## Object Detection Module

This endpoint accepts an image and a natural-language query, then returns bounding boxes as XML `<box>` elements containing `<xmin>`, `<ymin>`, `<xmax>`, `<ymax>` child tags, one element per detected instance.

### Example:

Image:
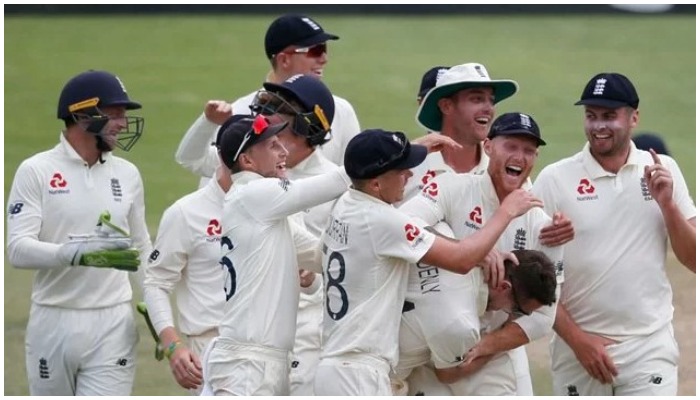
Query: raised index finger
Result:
<box><xmin>648</xmin><ymin>148</ymin><xmax>662</xmax><ymax>165</ymax></box>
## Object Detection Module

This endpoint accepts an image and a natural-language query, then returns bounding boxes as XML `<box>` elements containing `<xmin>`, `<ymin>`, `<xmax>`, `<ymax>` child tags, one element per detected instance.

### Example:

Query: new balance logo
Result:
<box><xmin>8</xmin><ymin>202</ymin><xmax>24</xmax><ymax>215</ymax></box>
<box><xmin>39</xmin><ymin>358</ymin><xmax>49</xmax><ymax>379</ymax></box>
<box><xmin>649</xmin><ymin>375</ymin><xmax>663</xmax><ymax>385</ymax></box>
<box><xmin>566</xmin><ymin>384</ymin><xmax>579</xmax><ymax>396</ymax></box>
<box><xmin>116</xmin><ymin>358</ymin><xmax>128</xmax><ymax>366</ymax></box>
<box><xmin>148</xmin><ymin>249</ymin><xmax>160</xmax><ymax>263</ymax></box>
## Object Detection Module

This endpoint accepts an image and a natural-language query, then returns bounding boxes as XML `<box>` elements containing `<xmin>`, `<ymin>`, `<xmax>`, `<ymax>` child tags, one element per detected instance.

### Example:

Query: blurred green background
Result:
<box><xmin>4</xmin><ymin>13</ymin><xmax>695</xmax><ymax>395</ymax></box>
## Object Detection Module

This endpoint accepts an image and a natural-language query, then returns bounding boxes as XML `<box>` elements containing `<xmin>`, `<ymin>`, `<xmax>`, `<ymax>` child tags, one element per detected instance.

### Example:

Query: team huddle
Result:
<box><xmin>6</xmin><ymin>13</ymin><xmax>696</xmax><ymax>397</ymax></box>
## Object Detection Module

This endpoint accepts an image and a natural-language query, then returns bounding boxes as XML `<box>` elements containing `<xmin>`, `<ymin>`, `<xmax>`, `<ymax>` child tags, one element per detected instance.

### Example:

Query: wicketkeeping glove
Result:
<box><xmin>57</xmin><ymin>211</ymin><xmax>140</xmax><ymax>272</ymax></box>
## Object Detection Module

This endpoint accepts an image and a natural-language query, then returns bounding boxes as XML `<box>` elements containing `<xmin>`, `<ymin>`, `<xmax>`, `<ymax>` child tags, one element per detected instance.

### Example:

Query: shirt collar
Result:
<box><xmin>348</xmin><ymin>187</ymin><xmax>394</xmax><ymax>207</ymax></box>
<box><xmin>231</xmin><ymin>170</ymin><xmax>264</xmax><ymax>186</ymax></box>
<box><xmin>58</xmin><ymin>132</ymin><xmax>112</xmax><ymax>164</ymax></box>
<box><xmin>290</xmin><ymin>149</ymin><xmax>328</xmax><ymax>174</ymax></box>
<box><xmin>479</xmin><ymin>171</ymin><xmax>531</xmax><ymax>205</ymax></box>
<box><xmin>581</xmin><ymin>141</ymin><xmax>644</xmax><ymax>179</ymax></box>
<box><xmin>204</xmin><ymin>174</ymin><xmax>228</xmax><ymax>202</ymax></box>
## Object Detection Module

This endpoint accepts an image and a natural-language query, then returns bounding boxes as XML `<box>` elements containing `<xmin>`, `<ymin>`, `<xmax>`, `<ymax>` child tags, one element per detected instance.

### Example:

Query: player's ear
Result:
<box><xmin>437</xmin><ymin>97</ymin><xmax>453</xmax><ymax>115</ymax></box>
<box><xmin>483</xmin><ymin>138</ymin><xmax>493</xmax><ymax>156</ymax></box>
<box><xmin>497</xmin><ymin>280</ymin><xmax>512</xmax><ymax>293</ymax></box>
<box><xmin>238</xmin><ymin>152</ymin><xmax>254</xmax><ymax>170</ymax></box>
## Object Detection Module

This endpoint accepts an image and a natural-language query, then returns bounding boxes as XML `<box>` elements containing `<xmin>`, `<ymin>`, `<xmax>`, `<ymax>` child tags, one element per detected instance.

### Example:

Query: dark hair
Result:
<box><xmin>505</xmin><ymin>249</ymin><xmax>557</xmax><ymax>306</ymax></box>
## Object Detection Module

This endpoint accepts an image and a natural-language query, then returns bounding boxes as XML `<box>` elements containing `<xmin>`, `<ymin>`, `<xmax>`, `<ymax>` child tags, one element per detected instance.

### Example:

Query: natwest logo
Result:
<box><xmin>577</xmin><ymin>178</ymin><xmax>595</xmax><ymax>195</ymax></box>
<box><xmin>576</xmin><ymin>178</ymin><xmax>599</xmax><ymax>201</ymax></box>
<box><xmin>469</xmin><ymin>206</ymin><xmax>482</xmax><ymax>224</ymax></box>
<box><xmin>48</xmin><ymin>172</ymin><xmax>70</xmax><ymax>194</ymax></box>
<box><xmin>421</xmin><ymin>170</ymin><xmax>436</xmax><ymax>186</ymax></box>
<box><xmin>465</xmin><ymin>206</ymin><xmax>483</xmax><ymax>231</ymax></box>
<box><xmin>206</xmin><ymin>219</ymin><xmax>222</xmax><ymax>236</ymax></box>
<box><xmin>50</xmin><ymin>173</ymin><xmax>67</xmax><ymax>188</ymax></box>
<box><xmin>405</xmin><ymin>224</ymin><xmax>421</xmax><ymax>242</ymax></box>
<box><xmin>423</xmin><ymin>181</ymin><xmax>438</xmax><ymax>197</ymax></box>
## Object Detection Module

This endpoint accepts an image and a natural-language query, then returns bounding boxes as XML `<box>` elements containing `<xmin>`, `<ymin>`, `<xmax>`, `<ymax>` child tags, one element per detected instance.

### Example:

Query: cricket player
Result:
<box><xmin>176</xmin><ymin>13</ymin><xmax>360</xmax><ymax>188</ymax></box>
<box><xmin>142</xmin><ymin>115</ymin><xmax>249</xmax><ymax>394</ymax></box>
<box><xmin>313</xmin><ymin>129</ymin><xmax>544</xmax><ymax>396</ymax></box>
<box><xmin>204</xmin><ymin>114</ymin><xmax>351</xmax><ymax>395</ymax></box>
<box><xmin>400</xmin><ymin>63</ymin><xmax>573</xmax><ymax>395</ymax></box>
<box><xmin>6</xmin><ymin>70</ymin><xmax>151</xmax><ymax>395</ymax></box>
<box><xmin>250</xmin><ymin>73</ymin><xmax>339</xmax><ymax>395</ymax></box>
<box><xmin>533</xmin><ymin>72</ymin><xmax>695</xmax><ymax>396</ymax></box>
<box><xmin>401</xmin><ymin>112</ymin><xmax>565</xmax><ymax>395</ymax></box>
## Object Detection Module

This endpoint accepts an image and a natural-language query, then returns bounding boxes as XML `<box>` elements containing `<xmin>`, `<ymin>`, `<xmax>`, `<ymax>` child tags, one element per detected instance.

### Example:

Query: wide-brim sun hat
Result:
<box><xmin>416</xmin><ymin>63</ymin><xmax>518</xmax><ymax>132</ymax></box>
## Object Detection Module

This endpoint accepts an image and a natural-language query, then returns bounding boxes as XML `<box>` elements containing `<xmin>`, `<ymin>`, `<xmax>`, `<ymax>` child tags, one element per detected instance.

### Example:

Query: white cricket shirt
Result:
<box><xmin>218</xmin><ymin>168</ymin><xmax>349</xmax><ymax>351</ymax></box>
<box><xmin>401</xmin><ymin>171</ymin><xmax>564</xmax><ymax>343</ymax></box>
<box><xmin>320</xmin><ymin>189</ymin><xmax>436</xmax><ymax>367</ymax></box>
<box><xmin>143</xmin><ymin>177</ymin><xmax>227</xmax><ymax>336</ymax></box>
<box><xmin>532</xmin><ymin>142</ymin><xmax>695</xmax><ymax>341</ymax></box>
<box><xmin>6</xmin><ymin>134</ymin><xmax>151</xmax><ymax>308</ymax></box>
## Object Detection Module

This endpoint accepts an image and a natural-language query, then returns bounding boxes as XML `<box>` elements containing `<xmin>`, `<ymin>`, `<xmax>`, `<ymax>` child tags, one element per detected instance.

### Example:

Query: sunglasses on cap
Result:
<box><xmin>284</xmin><ymin>43</ymin><xmax>327</xmax><ymax>58</ymax></box>
<box><xmin>232</xmin><ymin>115</ymin><xmax>271</xmax><ymax>162</ymax></box>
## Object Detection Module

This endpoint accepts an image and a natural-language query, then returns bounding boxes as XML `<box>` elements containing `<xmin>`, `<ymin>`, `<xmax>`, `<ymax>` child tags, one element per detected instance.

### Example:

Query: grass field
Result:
<box><xmin>4</xmin><ymin>13</ymin><xmax>696</xmax><ymax>395</ymax></box>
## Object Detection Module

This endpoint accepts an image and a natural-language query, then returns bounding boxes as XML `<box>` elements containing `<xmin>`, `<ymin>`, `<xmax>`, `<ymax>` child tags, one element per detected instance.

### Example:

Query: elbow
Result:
<box><xmin>681</xmin><ymin>255</ymin><xmax>696</xmax><ymax>273</ymax></box>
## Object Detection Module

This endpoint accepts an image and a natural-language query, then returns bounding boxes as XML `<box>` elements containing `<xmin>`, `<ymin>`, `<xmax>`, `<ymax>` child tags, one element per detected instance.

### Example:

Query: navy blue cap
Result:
<box><xmin>575</xmin><ymin>72</ymin><xmax>639</xmax><ymax>109</ymax></box>
<box><xmin>417</xmin><ymin>66</ymin><xmax>450</xmax><ymax>101</ymax></box>
<box><xmin>264</xmin><ymin>14</ymin><xmax>339</xmax><ymax>59</ymax></box>
<box><xmin>263</xmin><ymin>74</ymin><xmax>335</xmax><ymax>125</ymax></box>
<box><xmin>57</xmin><ymin>70</ymin><xmax>141</xmax><ymax>119</ymax></box>
<box><xmin>632</xmin><ymin>132</ymin><xmax>670</xmax><ymax>155</ymax></box>
<box><xmin>345</xmin><ymin>129</ymin><xmax>428</xmax><ymax>179</ymax></box>
<box><xmin>218</xmin><ymin>115</ymin><xmax>288</xmax><ymax>169</ymax></box>
<box><xmin>215</xmin><ymin>114</ymin><xmax>253</xmax><ymax>148</ymax></box>
<box><xmin>488</xmin><ymin>112</ymin><xmax>546</xmax><ymax>146</ymax></box>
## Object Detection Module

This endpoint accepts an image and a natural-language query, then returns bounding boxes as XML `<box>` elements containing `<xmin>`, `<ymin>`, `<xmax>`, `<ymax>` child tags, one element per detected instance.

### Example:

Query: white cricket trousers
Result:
<box><xmin>184</xmin><ymin>328</ymin><xmax>217</xmax><ymax>396</ymax></box>
<box><xmin>25</xmin><ymin>302</ymin><xmax>138</xmax><ymax>395</ymax></box>
<box><xmin>551</xmin><ymin>323</ymin><xmax>678</xmax><ymax>396</ymax></box>
<box><xmin>314</xmin><ymin>353</ymin><xmax>392</xmax><ymax>396</ymax></box>
<box><xmin>204</xmin><ymin>337</ymin><xmax>290</xmax><ymax>395</ymax></box>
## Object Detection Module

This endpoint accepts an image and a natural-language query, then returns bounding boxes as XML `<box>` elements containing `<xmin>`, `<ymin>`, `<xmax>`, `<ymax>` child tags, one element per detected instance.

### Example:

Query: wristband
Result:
<box><xmin>164</xmin><ymin>340</ymin><xmax>182</xmax><ymax>360</ymax></box>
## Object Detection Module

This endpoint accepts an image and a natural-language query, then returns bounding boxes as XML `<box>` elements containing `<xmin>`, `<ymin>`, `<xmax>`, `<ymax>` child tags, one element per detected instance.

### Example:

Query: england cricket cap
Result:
<box><xmin>488</xmin><ymin>112</ymin><xmax>546</xmax><ymax>146</ymax></box>
<box><xmin>218</xmin><ymin>114</ymin><xmax>288</xmax><ymax>169</ymax></box>
<box><xmin>215</xmin><ymin>114</ymin><xmax>253</xmax><ymax>148</ymax></box>
<box><xmin>344</xmin><ymin>129</ymin><xmax>428</xmax><ymax>179</ymax></box>
<box><xmin>575</xmin><ymin>72</ymin><xmax>639</xmax><ymax>109</ymax></box>
<box><xmin>417</xmin><ymin>63</ymin><xmax>519</xmax><ymax>132</ymax></box>
<box><xmin>263</xmin><ymin>74</ymin><xmax>336</xmax><ymax>124</ymax></box>
<box><xmin>417</xmin><ymin>65</ymin><xmax>451</xmax><ymax>102</ymax></box>
<box><xmin>264</xmin><ymin>14</ymin><xmax>339</xmax><ymax>59</ymax></box>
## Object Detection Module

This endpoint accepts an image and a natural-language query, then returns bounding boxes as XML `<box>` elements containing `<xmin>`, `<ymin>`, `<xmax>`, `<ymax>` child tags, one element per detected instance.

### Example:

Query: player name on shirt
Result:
<box><xmin>416</xmin><ymin>262</ymin><xmax>440</xmax><ymax>294</ymax></box>
<box><xmin>325</xmin><ymin>217</ymin><xmax>349</xmax><ymax>245</ymax></box>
